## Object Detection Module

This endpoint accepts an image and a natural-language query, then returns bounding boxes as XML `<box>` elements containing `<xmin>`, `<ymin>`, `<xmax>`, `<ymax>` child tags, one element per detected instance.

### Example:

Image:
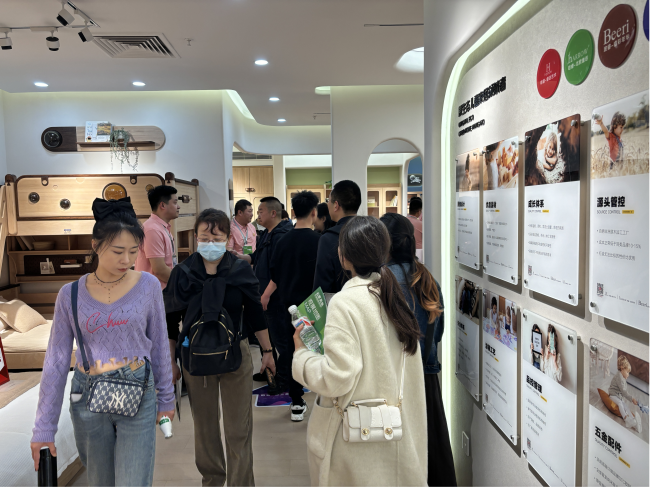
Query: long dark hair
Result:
<box><xmin>380</xmin><ymin>213</ymin><xmax>442</xmax><ymax>324</ymax></box>
<box><xmin>90</xmin><ymin>197</ymin><xmax>144</xmax><ymax>262</ymax></box>
<box><xmin>339</xmin><ymin>216</ymin><xmax>420</xmax><ymax>355</ymax></box>
<box><xmin>317</xmin><ymin>202</ymin><xmax>334</xmax><ymax>231</ymax></box>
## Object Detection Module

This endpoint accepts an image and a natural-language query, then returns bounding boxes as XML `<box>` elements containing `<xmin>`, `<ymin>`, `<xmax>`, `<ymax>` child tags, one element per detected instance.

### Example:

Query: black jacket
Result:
<box><xmin>312</xmin><ymin>215</ymin><xmax>354</xmax><ymax>293</ymax></box>
<box><xmin>251</xmin><ymin>219</ymin><xmax>294</xmax><ymax>297</ymax></box>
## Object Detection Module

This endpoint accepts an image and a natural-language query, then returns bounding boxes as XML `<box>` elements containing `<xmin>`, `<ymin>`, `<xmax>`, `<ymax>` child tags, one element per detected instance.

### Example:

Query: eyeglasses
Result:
<box><xmin>197</xmin><ymin>238</ymin><xmax>227</xmax><ymax>244</ymax></box>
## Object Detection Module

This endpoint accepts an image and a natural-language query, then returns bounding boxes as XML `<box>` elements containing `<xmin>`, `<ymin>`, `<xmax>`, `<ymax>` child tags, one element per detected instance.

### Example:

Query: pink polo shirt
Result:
<box><xmin>134</xmin><ymin>213</ymin><xmax>175</xmax><ymax>288</ymax></box>
<box><xmin>408</xmin><ymin>214</ymin><xmax>423</xmax><ymax>250</ymax></box>
<box><xmin>229</xmin><ymin>219</ymin><xmax>257</xmax><ymax>254</ymax></box>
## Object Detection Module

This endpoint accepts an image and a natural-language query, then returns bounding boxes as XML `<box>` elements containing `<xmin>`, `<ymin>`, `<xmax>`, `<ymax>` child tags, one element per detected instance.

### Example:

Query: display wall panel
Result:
<box><xmin>455</xmin><ymin>276</ymin><xmax>481</xmax><ymax>400</ymax></box>
<box><xmin>455</xmin><ymin>150</ymin><xmax>481</xmax><ymax>270</ymax></box>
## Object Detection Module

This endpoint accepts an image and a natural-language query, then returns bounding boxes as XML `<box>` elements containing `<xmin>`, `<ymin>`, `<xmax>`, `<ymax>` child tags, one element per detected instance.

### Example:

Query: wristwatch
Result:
<box><xmin>262</xmin><ymin>349</ymin><xmax>273</xmax><ymax>354</ymax></box>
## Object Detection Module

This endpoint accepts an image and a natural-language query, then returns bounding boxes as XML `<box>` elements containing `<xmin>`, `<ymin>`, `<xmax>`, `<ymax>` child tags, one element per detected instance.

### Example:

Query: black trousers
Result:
<box><xmin>425</xmin><ymin>373</ymin><xmax>457</xmax><ymax>487</ymax></box>
<box><xmin>264</xmin><ymin>299</ymin><xmax>304</xmax><ymax>404</ymax></box>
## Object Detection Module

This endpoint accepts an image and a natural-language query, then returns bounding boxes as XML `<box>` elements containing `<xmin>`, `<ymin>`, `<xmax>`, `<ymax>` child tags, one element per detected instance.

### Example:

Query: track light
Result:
<box><xmin>56</xmin><ymin>3</ymin><xmax>75</xmax><ymax>26</ymax></box>
<box><xmin>0</xmin><ymin>29</ymin><xmax>12</xmax><ymax>51</ymax></box>
<box><xmin>78</xmin><ymin>22</ymin><xmax>93</xmax><ymax>43</ymax></box>
<box><xmin>46</xmin><ymin>30</ymin><xmax>59</xmax><ymax>51</ymax></box>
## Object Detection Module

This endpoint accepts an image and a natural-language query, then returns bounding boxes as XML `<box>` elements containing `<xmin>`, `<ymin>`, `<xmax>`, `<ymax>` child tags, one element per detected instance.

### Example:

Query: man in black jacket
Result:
<box><xmin>312</xmin><ymin>180</ymin><xmax>362</xmax><ymax>293</ymax></box>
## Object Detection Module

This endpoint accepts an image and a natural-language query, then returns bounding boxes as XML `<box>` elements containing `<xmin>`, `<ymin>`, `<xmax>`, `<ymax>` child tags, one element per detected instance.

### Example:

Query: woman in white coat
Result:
<box><xmin>292</xmin><ymin>216</ymin><xmax>427</xmax><ymax>486</ymax></box>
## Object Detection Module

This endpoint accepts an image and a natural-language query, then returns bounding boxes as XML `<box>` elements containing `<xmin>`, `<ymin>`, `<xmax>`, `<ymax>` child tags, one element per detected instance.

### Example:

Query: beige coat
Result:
<box><xmin>293</xmin><ymin>274</ymin><xmax>427</xmax><ymax>486</ymax></box>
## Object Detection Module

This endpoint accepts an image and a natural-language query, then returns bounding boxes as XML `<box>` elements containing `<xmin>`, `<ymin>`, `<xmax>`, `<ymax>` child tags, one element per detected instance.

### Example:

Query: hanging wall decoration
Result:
<box><xmin>523</xmin><ymin>114</ymin><xmax>581</xmax><ymax>306</ymax></box>
<box><xmin>481</xmin><ymin>289</ymin><xmax>518</xmax><ymax>444</ymax></box>
<box><xmin>589</xmin><ymin>91</ymin><xmax>649</xmax><ymax>332</ymax></box>
<box><xmin>110</xmin><ymin>128</ymin><xmax>139</xmax><ymax>173</ymax></box>
<box><xmin>482</xmin><ymin>136</ymin><xmax>519</xmax><ymax>284</ymax></box>
<box><xmin>536</xmin><ymin>49</ymin><xmax>561</xmax><ymax>99</ymax></box>
<box><xmin>455</xmin><ymin>149</ymin><xmax>481</xmax><ymax>270</ymax></box>
<box><xmin>564</xmin><ymin>29</ymin><xmax>595</xmax><ymax>85</ymax></box>
<box><xmin>455</xmin><ymin>276</ymin><xmax>481</xmax><ymax>401</ymax></box>
<box><xmin>598</xmin><ymin>4</ymin><xmax>637</xmax><ymax>69</ymax></box>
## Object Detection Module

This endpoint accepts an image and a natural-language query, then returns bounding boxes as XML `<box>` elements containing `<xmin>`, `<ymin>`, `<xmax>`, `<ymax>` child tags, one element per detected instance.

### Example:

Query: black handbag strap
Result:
<box><xmin>71</xmin><ymin>280</ymin><xmax>151</xmax><ymax>385</ymax></box>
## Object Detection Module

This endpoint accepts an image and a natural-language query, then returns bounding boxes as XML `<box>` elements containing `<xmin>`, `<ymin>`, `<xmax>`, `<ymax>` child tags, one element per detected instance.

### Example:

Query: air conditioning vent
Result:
<box><xmin>232</xmin><ymin>152</ymin><xmax>273</xmax><ymax>160</ymax></box>
<box><xmin>93</xmin><ymin>34</ymin><xmax>179</xmax><ymax>59</ymax></box>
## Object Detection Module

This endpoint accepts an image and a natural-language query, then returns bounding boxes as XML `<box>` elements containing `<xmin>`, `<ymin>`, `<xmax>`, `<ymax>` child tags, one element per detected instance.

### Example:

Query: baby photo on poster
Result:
<box><xmin>455</xmin><ymin>150</ymin><xmax>481</xmax><ymax>269</ymax></box>
<box><xmin>456</xmin><ymin>151</ymin><xmax>481</xmax><ymax>192</ymax></box>
<box><xmin>482</xmin><ymin>291</ymin><xmax>517</xmax><ymax>352</ymax></box>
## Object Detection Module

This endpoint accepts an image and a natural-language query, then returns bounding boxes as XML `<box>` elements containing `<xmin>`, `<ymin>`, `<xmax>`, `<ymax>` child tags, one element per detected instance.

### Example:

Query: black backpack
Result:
<box><xmin>177</xmin><ymin>260</ymin><xmax>244</xmax><ymax>376</ymax></box>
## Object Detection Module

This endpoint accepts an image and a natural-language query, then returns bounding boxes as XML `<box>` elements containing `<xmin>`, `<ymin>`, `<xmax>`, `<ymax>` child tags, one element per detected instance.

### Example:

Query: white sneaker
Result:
<box><xmin>290</xmin><ymin>401</ymin><xmax>308</xmax><ymax>422</ymax></box>
<box><xmin>634</xmin><ymin>412</ymin><xmax>642</xmax><ymax>433</ymax></box>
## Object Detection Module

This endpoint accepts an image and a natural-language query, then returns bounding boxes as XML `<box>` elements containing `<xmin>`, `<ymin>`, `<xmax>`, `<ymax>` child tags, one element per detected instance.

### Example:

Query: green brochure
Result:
<box><xmin>297</xmin><ymin>287</ymin><xmax>327</xmax><ymax>354</ymax></box>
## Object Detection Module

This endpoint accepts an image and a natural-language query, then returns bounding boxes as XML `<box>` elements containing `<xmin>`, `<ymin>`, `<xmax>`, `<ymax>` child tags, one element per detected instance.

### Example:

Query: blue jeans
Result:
<box><xmin>69</xmin><ymin>363</ymin><xmax>157</xmax><ymax>487</ymax></box>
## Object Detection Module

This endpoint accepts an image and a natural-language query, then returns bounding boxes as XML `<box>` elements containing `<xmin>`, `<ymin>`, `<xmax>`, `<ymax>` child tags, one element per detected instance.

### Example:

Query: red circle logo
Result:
<box><xmin>537</xmin><ymin>49</ymin><xmax>561</xmax><ymax>99</ymax></box>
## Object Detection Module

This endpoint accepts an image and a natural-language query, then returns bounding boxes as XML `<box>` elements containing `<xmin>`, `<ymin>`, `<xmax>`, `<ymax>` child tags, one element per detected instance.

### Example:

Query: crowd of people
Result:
<box><xmin>29</xmin><ymin>180</ymin><xmax>455</xmax><ymax>487</ymax></box>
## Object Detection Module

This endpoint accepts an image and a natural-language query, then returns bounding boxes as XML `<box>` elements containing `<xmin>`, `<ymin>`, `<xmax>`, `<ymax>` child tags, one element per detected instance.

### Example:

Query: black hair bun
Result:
<box><xmin>92</xmin><ymin>197</ymin><xmax>137</xmax><ymax>221</ymax></box>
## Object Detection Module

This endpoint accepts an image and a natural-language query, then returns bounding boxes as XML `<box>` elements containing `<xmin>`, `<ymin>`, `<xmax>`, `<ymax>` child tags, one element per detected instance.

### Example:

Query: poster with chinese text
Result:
<box><xmin>456</xmin><ymin>150</ymin><xmax>481</xmax><ymax>270</ymax></box>
<box><xmin>522</xmin><ymin>310</ymin><xmax>577</xmax><ymax>487</ymax></box>
<box><xmin>455</xmin><ymin>276</ymin><xmax>481</xmax><ymax>399</ymax></box>
<box><xmin>589</xmin><ymin>91</ymin><xmax>649</xmax><ymax>332</ymax></box>
<box><xmin>482</xmin><ymin>289</ymin><xmax>518</xmax><ymax>443</ymax></box>
<box><xmin>483</xmin><ymin>137</ymin><xmax>519</xmax><ymax>283</ymax></box>
<box><xmin>587</xmin><ymin>339</ymin><xmax>648</xmax><ymax>487</ymax></box>
<box><xmin>524</xmin><ymin>114</ymin><xmax>581</xmax><ymax>305</ymax></box>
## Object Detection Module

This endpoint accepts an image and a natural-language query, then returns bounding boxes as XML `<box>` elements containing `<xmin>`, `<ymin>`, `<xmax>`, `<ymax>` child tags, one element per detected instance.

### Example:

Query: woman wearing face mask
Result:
<box><xmin>163</xmin><ymin>208</ymin><xmax>275</xmax><ymax>486</ymax></box>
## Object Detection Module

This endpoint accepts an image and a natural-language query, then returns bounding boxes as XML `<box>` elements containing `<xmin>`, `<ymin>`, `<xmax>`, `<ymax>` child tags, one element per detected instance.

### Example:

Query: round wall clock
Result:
<box><xmin>43</xmin><ymin>130</ymin><xmax>62</xmax><ymax>148</ymax></box>
<box><xmin>103</xmin><ymin>183</ymin><xmax>127</xmax><ymax>201</ymax></box>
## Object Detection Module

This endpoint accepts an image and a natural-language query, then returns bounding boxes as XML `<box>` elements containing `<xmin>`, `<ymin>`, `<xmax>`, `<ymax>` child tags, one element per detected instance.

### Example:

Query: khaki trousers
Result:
<box><xmin>184</xmin><ymin>339</ymin><xmax>255</xmax><ymax>487</ymax></box>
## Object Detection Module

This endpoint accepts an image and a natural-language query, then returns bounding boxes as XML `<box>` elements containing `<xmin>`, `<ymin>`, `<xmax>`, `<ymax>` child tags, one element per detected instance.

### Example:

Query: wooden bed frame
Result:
<box><xmin>0</xmin><ymin>172</ymin><xmax>200</xmax><ymax>370</ymax></box>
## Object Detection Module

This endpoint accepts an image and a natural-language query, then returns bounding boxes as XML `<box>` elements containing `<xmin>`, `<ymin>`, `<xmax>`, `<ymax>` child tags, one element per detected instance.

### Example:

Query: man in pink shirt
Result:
<box><xmin>408</xmin><ymin>197</ymin><xmax>424</xmax><ymax>262</ymax></box>
<box><xmin>134</xmin><ymin>185</ymin><xmax>180</xmax><ymax>288</ymax></box>
<box><xmin>228</xmin><ymin>199</ymin><xmax>257</xmax><ymax>256</ymax></box>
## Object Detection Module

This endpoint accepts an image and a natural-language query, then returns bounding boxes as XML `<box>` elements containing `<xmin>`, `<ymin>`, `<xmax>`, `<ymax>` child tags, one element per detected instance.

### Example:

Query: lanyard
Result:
<box><xmin>162</xmin><ymin>224</ymin><xmax>176</xmax><ymax>255</ymax></box>
<box><xmin>235</xmin><ymin>221</ymin><xmax>249</xmax><ymax>246</ymax></box>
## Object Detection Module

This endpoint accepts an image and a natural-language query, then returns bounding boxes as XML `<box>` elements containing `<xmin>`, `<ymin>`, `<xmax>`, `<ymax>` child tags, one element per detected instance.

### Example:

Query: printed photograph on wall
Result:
<box><xmin>455</xmin><ymin>276</ymin><xmax>481</xmax><ymax>399</ymax></box>
<box><xmin>591</xmin><ymin>91</ymin><xmax>649</xmax><ymax>179</ymax></box>
<box><xmin>455</xmin><ymin>150</ymin><xmax>481</xmax><ymax>192</ymax></box>
<box><xmin>456</xmin><ymin>276</ymin><xmax>480</xmax><ymax>324</ymax></box>
<box><xmin>589</xmin><ymin>340</ymin><xmax>649</xmax><ymax>443</ymax></box>
<box><xmin>525</xmin><ymin>114</ymin><xmax>580</xmax><ymax>186</ymax></box>
<box><xmin>483</xmin><ymin>136</ymin><xmax>519</xmax><ymax>190</ymax></box>
<box><xmin>482</xmin><ymin>291</ymin><xmax>518</xmax><ymax>352</ymax></box>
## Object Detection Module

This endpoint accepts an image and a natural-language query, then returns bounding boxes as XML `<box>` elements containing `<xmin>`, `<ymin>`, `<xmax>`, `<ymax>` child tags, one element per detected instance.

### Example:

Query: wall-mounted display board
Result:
<box><xmin>522</xmin><ymin>310</ymin><xmax>577</xmax><ymax>487</ymax></box>
<box><xmin>523</xmin><ymin>114</ymin><xmax>581</xmax><ymax>306</ymax></box>
<box><xmin>455</xmin><ymin>150</ymin><xmax>481</xmax><ymax>270</ymax></box>
<box><xmin>564</xmin><ymin>29</ymin><xmax>594</xmax><ymax>86</ymax></box>
<box><xmin>587</xmin><ymin>339</ymin><xmax>648</xmax><ymax>487</ymax></box>
<box><xmin>455</xmin><ymin>276</ymin><xmax>481</xmax><ymax>400</ymax></box>
<box><xmin>598</xmin><ymin>3</ymin><xmax>638</xmax><ymax>69</ymax></box>
<box><xmin>589</xmin><ymin>91</ymin><xmax>649</xmax><ymax>332</ymax></box>
<box><xmin>481</xmin><ymin>289</ymin><xmax>518</xmax><ymax>444</ymax></box>
<box><xmin>482</xmin><ymin>137</ymin><xmax>519</xmax><ymax>284</ymax></box>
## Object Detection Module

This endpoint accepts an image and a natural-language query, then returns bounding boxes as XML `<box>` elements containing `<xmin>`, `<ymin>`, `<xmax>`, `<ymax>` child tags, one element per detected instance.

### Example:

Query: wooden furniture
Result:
<box><xmin>367</xmin><ymin>184</ymin><xmax>401</xmax><ymax>218</ymax></box>
<box><xmin>41</xmin><ymin>126</ymin><xmax>165</xmax><ymax>152</ymax></box>
<box><xmin>165</xmin><ymin>172</ymin><xmax>200</xmax><ymax>263</ymax></box>
<box><xmin>233</xmin><ymin>166</ymin><xmax>274</xmax><ymax>213</ymax></box>
<box><xmin>286</xmin><ymin>185</ymin><xmax>327</xmax><ymax>219</ymax></box>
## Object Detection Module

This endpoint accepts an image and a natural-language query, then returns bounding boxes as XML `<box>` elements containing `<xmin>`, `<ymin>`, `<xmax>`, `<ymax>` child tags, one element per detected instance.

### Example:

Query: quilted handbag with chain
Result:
<box><xmin>334</xmin><ymin>349</ymin><xmax>405</xmax><ymax>443</ymax></box>
<box><xmin>71</xmin><ymin>281</ymin><xmax>150</xmax><ymax>417</ymax></box>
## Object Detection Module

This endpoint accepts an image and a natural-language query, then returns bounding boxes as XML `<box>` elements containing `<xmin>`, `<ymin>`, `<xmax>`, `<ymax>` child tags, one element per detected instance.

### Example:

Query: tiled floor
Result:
<box><xmin>69</xmin><ymin>347</ymin><xmax>314</xmax><ymax>487</ymax></box>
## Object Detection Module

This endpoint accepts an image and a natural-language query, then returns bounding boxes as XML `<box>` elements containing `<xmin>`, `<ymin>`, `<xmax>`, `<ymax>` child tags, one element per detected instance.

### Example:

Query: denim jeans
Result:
<box><xmin>69</xmin><ymin>363</ymin><xmax>157</xmax><ymax>487</ymax></box>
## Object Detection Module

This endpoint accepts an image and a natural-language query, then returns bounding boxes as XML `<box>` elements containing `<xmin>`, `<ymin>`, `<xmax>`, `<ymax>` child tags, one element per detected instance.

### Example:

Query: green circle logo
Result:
<box><xmin>564</xmin><ymin>29</ymin><xmax>594</xmax><ymax>85</ymax></box>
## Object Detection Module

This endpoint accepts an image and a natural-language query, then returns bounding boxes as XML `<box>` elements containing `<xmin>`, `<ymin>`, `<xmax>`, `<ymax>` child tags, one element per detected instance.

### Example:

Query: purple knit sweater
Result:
<box><xmin>32</xmin><ymin>272</ymin><xmax>174</xmax><ymax>443</ymax></box>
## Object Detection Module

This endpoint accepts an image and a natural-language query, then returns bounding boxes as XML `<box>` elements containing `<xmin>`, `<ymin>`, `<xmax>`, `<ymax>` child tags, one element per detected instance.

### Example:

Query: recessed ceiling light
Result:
<box><xmin>133</xmin><ymin>81</ymin><xmax>146</xmax><ymax>86</ymax></box>
<box><xmin>255</xmin><ymin>59</ymin><xmax>268</xmax><ymax>66</ymax></box>
<box><xmin>277</xmin><ymin>118</ymin><xmax>286</xmax><ymax>123</ymax></box>
<box><xmin>269</xmin><ymin>97</ymin><xmax>280</xmax><ymax>102</ymax></box>
<box><xmin>34</xmin><ymin>82</ymin><xmax>48</xmax><ymax>87</ymax></box>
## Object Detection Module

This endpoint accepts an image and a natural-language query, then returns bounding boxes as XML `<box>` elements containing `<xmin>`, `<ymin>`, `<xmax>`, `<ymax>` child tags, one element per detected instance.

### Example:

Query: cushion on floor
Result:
<box><xmin>598</xmin><ymin>388</ymin><xmax>621</xmax><ymax>417</ymax></box>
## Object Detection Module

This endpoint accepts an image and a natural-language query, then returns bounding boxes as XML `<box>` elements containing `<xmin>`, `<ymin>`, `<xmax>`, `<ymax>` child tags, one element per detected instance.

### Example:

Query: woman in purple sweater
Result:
<box><xmin>31</xmin><ymin>198</ymin><xmax>174</xmax><ymax>486</ymax></box>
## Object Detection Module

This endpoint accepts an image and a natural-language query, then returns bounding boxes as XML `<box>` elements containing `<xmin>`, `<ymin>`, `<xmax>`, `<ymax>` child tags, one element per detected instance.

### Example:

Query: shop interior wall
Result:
<box><xmin>330</xmin><ymin>85</ymin><xmax>424</xmax><ymax>214</ymax></box>
<box><xmin>233</xmin><ymin>156</ymin><xmax>287</xmax><ymax>206</ymax></box>
<box><xmin>443</xmin><ymin>0</ymin><xmax>648</xmax><ymax>486</ymax></box>
<box><xmin>286</xmin><ymin>167</ymin><xmax>332</xmax><ymax>187</ymax></box>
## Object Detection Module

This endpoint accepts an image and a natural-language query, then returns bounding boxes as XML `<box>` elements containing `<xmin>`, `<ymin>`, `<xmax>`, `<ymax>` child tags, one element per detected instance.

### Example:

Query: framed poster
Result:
<box><xmin>524</xmin><ymin>114</ymin><xmax>581</xmax><ymax>305</ymax></box>
<box><xmin>522</xmin><ymin>310</ymin><xmax>578</xmax><ymax>487</ymax></box>
<box><xmin>589</xmin><ymin>91</ymin><xmax>649</xmax><ymax>332</ymax></box>
<box><xmin>455</xmin><ymin>150</ymin><xmax>481</xmax><ymax>270</ymax></box>
<box><xmin>483</xmin><ymin>137</ymin><xmax>519</xmax><ymax>284</ymax></box>
<box><xmin>481</xmin><ymin>289</ymin><xmax>518</xmax><ymax>444</ymax></box>
<box><xmin>455</xmin><ymin>276</ymin><xmax>481</xmax><ymax>400</ymax></box>
<box><xmin>587</xmin><ymin>339</ymin><xmax>648</xmax><ymax>487</ymax></box>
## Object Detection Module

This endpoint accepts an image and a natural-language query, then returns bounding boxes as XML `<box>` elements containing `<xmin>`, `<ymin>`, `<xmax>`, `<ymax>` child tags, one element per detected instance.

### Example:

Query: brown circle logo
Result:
<box><xmin>102</xmin><ymin>183</ymin><xmax>127</xmax><ymax>200</ymax></box>
<box><xmin>598</xmin><ymin>4</ymin><xmax>637</xmax><ymax>69</ymax></box>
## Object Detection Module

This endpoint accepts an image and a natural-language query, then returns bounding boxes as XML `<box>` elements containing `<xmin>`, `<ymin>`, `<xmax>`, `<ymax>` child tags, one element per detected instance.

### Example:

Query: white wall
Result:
<box><xmin>284</xmin><ymin>153</ymin><xmax>419</xmax><ymax>168</ymax></box>
<box><xmin>330</xmin><ymin>85</ymin><xmax>424</xmax><ymax>213</ymax></box>
<box><xmin>0</xmin><ymin>91</ymin><xmax>7</xmax><ymax>177</ymax></box>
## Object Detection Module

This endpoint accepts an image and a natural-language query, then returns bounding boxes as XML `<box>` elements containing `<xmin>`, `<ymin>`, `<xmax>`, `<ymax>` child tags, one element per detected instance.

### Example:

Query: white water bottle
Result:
<box><xmin>289</xmin><ymin>305</ymin><xmax>322</xmax><ymax>353</ymax></box>
<box><xmin>159</xmin><ymin>415</ymin><xmax>173</xmax><ymax>439</ymax></box>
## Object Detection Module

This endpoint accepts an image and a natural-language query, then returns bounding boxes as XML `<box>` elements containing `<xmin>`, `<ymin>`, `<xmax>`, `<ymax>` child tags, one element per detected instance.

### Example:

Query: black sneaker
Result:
<box><xmin>290</xmin><ymin>401</ymin><xmax>308</xmax><ymax>422</ymax></box>
<box><xmin>267</xmin><ymin>380</ymin><xmax>288</xmax><ymax>396</ymax></box>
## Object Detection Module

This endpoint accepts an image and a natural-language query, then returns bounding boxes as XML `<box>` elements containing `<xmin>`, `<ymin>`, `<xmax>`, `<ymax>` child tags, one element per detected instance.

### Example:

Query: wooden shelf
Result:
<box><xmin>178</xmin><ymin>247</ymin><xmax>191</xmax><ymax>253</ymax></box>
<box><xmin>9</xmin><ymin>249</ymin><xmax>91</xmax><ymax>255</ymax></box>
<box><xmin>78</xmin><ymin>141</ymin><xmax>156</xmax><ymax>148</ymax></box>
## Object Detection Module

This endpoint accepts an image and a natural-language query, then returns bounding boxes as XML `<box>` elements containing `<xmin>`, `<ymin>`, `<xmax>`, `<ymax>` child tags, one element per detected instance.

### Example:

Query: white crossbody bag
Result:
<box><xmin>334</xmin><ymin>350</ymin><xmax>405</xmax><ymax>443</ymax></box>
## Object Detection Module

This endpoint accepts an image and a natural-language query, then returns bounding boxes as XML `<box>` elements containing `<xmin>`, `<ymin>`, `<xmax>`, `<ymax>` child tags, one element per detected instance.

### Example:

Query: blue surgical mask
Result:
<box><xmin>197</xmin><ymin>241</ymin><xmax>226</xmax><ymax>262</ymax></box>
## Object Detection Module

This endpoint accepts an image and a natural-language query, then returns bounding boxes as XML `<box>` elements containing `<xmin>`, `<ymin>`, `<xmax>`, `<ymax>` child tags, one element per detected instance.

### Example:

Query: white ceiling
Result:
<box><xmin>0</xmin><ymin>0</ymin><xmax>505</xmax><ymax>126</ymax></box>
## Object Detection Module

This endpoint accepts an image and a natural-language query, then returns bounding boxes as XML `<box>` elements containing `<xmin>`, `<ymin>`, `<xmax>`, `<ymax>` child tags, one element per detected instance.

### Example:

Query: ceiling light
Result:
<box><xmin>132</xmin><ymin>81</ymin><xmax>146</xmax><ymax>87</ymax></box>
<box><xmin>56</xmin><ymin>3</ymin><xmax>75</xmax><ymax>26</ymax></box>
<box><xmin>278</xmin><ymin>118</ymin><xmax>286</xmax><ymax>123</ymax></box>
<box><xmin>78</xmin><ymin>23</ymin><xmax>93</xmax><ymax>43</ymax></box>
<box><xmin>255</xmin><ymin>59</ymin><xmax>268</xmax><ymax>66</ymax></box>
<box><xmin>269</xmin><ymin>97</ymin><xmax>280</xmax><ymax>102</ymax></box>
<box><xmin>34</xmin><ymin>82</ymin><xmax>48</xmax><ymax>87</ymax></box>
<box><xmin>46</xmin><ymin>30</ymin><xmax>60</xmax><ymax>51</ymax></box>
